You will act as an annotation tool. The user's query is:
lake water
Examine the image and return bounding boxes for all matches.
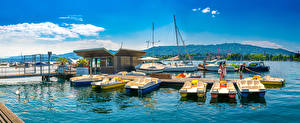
[0,61,299,122]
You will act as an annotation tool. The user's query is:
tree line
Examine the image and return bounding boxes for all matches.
[155,53,300,61]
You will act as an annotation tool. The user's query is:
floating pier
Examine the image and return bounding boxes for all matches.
[0,102,23,123]
[107,75,240,86]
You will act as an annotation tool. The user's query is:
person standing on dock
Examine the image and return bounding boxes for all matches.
[223,62,227,79]
[218,62,223,80]
[239,63,246,79]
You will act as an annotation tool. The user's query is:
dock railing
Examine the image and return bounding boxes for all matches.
[0,65,58,77]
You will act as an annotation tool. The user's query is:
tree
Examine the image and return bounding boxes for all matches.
[76,58,89,67]
[56,58,69,65]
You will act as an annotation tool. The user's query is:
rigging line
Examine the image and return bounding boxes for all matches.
[173,15,181,58]
[176,25,192,63]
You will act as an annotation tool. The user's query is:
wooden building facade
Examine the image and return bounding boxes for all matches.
[74,48,146,74]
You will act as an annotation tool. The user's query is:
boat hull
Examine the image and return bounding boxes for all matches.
[238,91,266,97]
[136,69,163,74]
[260,80,284,85]
[205,66,236,72]
[244,66,269,72]
[210,93,236,98]
[71,81,95,86]
[126,83,160,94]
[180,92,206,98]
[163,66,198,72]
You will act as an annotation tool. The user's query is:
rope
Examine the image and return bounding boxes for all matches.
[244,67,263,75]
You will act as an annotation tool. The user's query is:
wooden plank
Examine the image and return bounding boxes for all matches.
[0,102,24,123]
[0,72,76,79]
[108,75,239,84]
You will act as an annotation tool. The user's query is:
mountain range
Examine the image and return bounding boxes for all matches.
[0,43,295,62]
[145,43,294,56]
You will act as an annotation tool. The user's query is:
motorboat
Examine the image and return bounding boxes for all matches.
[245,75,285,85]
[210,80,237,98]
[70,75,104,86]
[91,77,131,89]
[163,62,198,72]
[125,77,161,94]
[116,71,146,76]
[260,75,285,85]
[236,79,266,97]
[135,57,165,74]
[179,80,207,97]
[0,62,9,68]
[244,61,270,72]
[205,60,237,72]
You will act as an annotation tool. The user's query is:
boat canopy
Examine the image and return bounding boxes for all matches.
[138,57,159,61]
[248,61,265,67]
[74,48,146,58]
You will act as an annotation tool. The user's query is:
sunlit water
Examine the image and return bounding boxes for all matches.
[0,61,299,122]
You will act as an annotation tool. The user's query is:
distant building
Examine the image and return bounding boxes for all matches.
[74,48,146,73]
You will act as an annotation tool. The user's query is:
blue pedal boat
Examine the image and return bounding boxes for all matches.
[236,79,266,97]
[70,75,104,86]
[125,77,161,94]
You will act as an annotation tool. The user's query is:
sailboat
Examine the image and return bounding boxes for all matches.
[135,23,165,73]
[163,15,198,72]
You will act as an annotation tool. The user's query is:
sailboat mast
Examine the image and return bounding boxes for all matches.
[152,22,155,58]
[173,15,180,59]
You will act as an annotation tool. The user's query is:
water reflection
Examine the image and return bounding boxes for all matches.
[239,97,266,109]
[180,96,206,105]
[210,97,237,109]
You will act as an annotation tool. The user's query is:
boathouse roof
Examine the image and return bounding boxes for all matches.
[73,48,146,58]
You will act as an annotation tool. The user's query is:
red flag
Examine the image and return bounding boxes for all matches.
[152,23,154,31]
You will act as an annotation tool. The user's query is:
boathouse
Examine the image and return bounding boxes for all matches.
[74,48,146,73]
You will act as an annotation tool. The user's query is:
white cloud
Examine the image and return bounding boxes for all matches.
[241,41,284,49]
[0,39,120,57]
[0,22,105,41]
[192,7,220,18]
[211,10,217,15]
[0,22,119,57]
[70,24,104,36]
[59,15,83,22]
[202,7,210,13]
[211,10,220,18]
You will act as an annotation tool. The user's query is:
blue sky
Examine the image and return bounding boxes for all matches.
[0,0,299,56]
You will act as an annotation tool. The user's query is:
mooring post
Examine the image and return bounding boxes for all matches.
[23,55,25,74]
[48,51,52,79]
[40,54,42,75]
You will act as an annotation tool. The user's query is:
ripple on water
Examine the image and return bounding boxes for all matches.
[0,61,300,122]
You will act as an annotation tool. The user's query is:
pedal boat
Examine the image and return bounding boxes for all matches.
[91,77,130,89]
[125,77,161,94]
[260,75,285,85]
[245,75,285,85]
[236,79,266,97]
[210,80,236,98]
[179,80,207,98]
[70,75,103,86]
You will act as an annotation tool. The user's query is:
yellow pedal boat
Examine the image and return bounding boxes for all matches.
[179,80,207,98]
[91,77,131,89]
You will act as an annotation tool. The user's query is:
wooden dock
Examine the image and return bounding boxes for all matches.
[0,72,76,79]
[107,75,240,86]
[0,102,23,123]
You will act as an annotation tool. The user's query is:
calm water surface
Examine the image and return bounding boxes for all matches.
[0,61,299,122]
